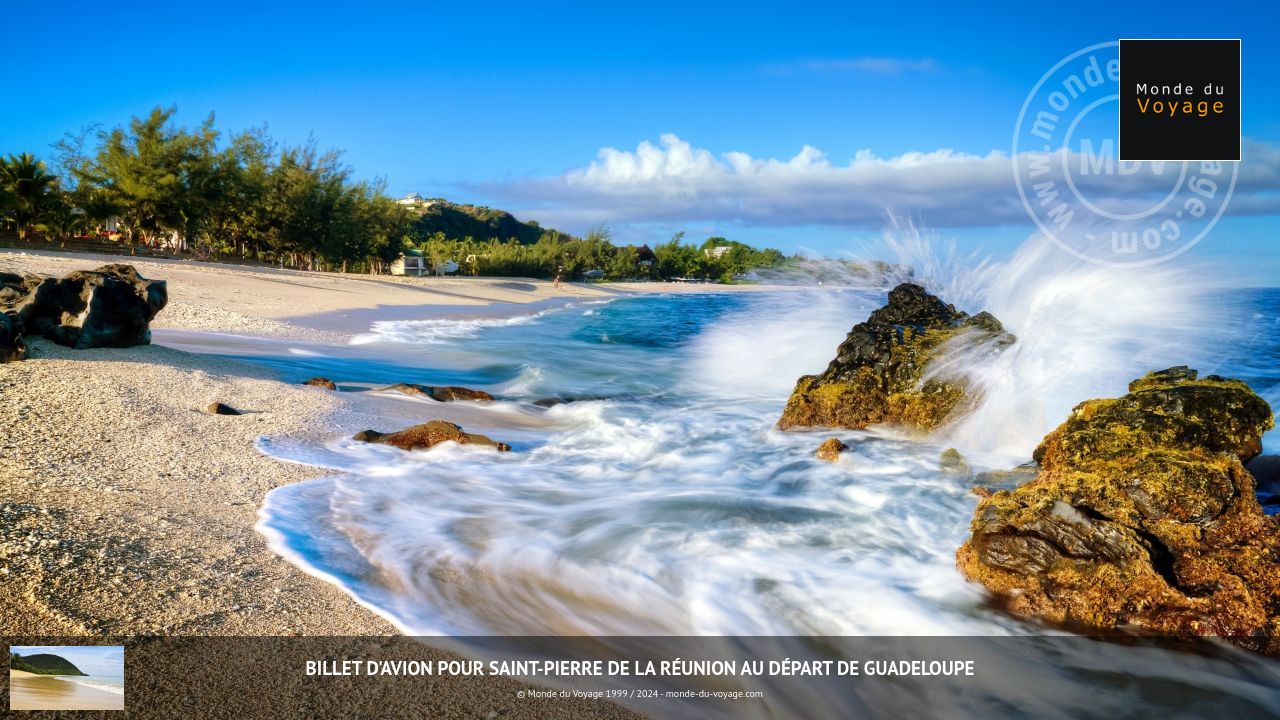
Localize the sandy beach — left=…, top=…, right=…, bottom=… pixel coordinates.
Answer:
left=0, top=249, right=743, bottom=717
left=0, top=248, right=795, bottom=341
left=8, top=669, right=125, bottom=711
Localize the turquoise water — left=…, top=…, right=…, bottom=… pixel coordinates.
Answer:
left=242, top=286, right=1280, bottom=639
left=154, top=259, right=1280, bottom=717
left=69, top=674, right=125, bottom=696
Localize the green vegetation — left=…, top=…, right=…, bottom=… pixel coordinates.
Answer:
left=10, top=651, right=88, bottom=676
left=2, top=107, right=413, bottom=272
left=416, top=230, right=789, bottom=281
left=0, top=106, right=792, bottom=280
left=413, top=201, right=547, bottom=246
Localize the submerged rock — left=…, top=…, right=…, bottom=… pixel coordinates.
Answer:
left=384, top=383, right=494, bottom=402
left=303, top=377, right=338, bottom=390
left=3, top=264, right=166, bottom=350
left=957, top=367, right=1280, bottom=654
left=777, top=283, right=1013, bottom=431
left=0, top=312, right=27, bottom=363
left=353, top=420, right=510, bottom=452
left=533, top=395, right=614, bottom=408
left=816, top=437, right=849, bottom=462
left=939, top=448, right=970, bottom=476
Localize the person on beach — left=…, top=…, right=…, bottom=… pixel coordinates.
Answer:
left=554, top=266, right=565, bottom=290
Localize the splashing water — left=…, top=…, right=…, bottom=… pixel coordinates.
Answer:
left=873, top=224, right=1241, bottom=457
left=234, top=228, right=1280, bottom=715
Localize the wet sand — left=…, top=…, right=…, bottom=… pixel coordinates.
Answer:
left=0, top=250, right=654, bottom=718
left=8, top=669, right=124, bottom=711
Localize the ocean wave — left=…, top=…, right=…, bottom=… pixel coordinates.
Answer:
left=349, top=307, right=564, bottom=345
left=68, top=678, right=125, bottom=695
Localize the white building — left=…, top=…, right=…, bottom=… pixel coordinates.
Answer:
left=390, top=250, right=428, bottom=276
left=396, top=193, right=438, bottom=208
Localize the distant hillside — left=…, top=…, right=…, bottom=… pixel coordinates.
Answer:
left=10, top=652, right=87, bottom=676
left=411, top=200, right=560, bottom=245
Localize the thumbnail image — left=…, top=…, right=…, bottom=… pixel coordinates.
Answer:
left=9, top=646, right=124, bottom=711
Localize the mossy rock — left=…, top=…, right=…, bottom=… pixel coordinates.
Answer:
left=816, top=437, right=849, bottom=462
left=354, top=420, right=510, bottom=452
left=957, top=367, right=1280, bottom=655
left=777, top=283, right=1013, bottom=431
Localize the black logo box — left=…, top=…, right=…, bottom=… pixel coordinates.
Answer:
left=1119, top=39, right=1241, bottom=161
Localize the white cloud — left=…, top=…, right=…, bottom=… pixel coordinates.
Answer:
left=476, top=135, right=1280, bottom=232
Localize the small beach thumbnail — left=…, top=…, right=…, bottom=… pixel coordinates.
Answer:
left=9, top=645, right=124, bottom=711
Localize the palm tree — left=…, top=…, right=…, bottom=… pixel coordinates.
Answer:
left=77, top=187, right=123, bottom=236
left=1, top=153, right=59, bottom=239
left=0, top=179, right=14, bottom=229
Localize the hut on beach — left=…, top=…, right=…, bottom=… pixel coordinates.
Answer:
left=390, top=249, right=428, bottom=276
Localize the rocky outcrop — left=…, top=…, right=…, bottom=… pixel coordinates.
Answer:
left=957, top=367, right=1280, bottom=654
left=777, top=283, right=1013, bottom=431
left=304, top=377, right=338, bottom=390
left=384, top=383, right=494, bottom=402
left=354, top=420, right=511, bottom=452
left=0, top=312, right=26, bottom=363
left=2, top=264, right=167, bottom=350
left=816, top=437, right=849, bottom=462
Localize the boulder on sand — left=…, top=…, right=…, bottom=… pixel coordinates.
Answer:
left=3, top=264, right=167, bottom=349
left=303, top=377, right=338, bottom=390
left=777, top=283, right=1013, bottom=432
left=957, top=367, right=1280, bottom=654
left=207, top=402, right=242, bottom=416
left=354, top=420, right=511, bottom=452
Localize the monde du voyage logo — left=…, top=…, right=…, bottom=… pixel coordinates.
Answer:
left=1013, top=40, right=1241, bottom=266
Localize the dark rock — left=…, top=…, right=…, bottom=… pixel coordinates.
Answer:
left=4, top=264, right=166, bottom=349
left=777, top=283, right=1014, bottom=431
left=353, top=420, right=510, bottom=452
left=0, top=272, right=36, bottom=305
left=533, top=395, right=611, bottom=408
left=957, top=368, right=1280, bottom=655
left=303, top=377, right=338, bottom=390
left=207, top=402, right=242, bottom=416
left=0, top=312, right=26, bottom=363
left=384, top=383, right=494, bottom=402
left=816, top=437, right=849, bottom=462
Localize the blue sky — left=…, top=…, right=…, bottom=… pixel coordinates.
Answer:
left=11, top=646, right=125, bottom=677
left=4, top=1, right=1278, bottom=276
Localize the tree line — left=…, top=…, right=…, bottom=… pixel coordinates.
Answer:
left=417, top=230, right=788, bottom=282
left=1, top=106, right=792, bottom=279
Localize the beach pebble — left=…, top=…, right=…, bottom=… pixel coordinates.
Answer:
left=207, top=402, right=242, bottom=415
